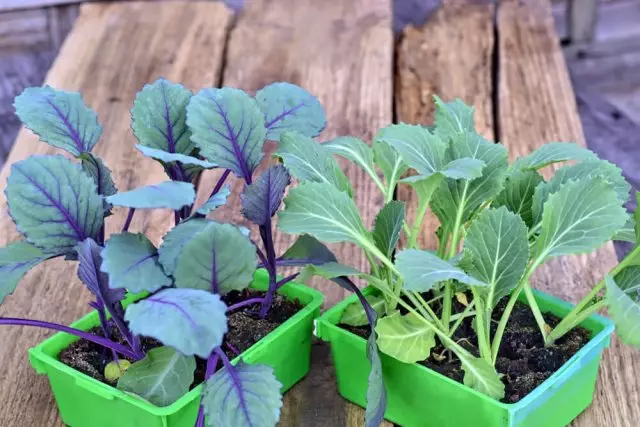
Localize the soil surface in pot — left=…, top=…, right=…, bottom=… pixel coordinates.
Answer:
left=342, top=297, right=590, bottom=403
left=59, top=289, right=302, bottom=388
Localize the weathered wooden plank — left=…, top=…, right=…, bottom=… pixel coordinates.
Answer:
left=395, top=0, right=495, bottom=249
left=194, top=0, right=394, bottom=425
left=497, top=0, right=640, bottom=425
left=0, top=3, right=231, bottom=426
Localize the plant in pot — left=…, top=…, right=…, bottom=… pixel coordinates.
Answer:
left=0, top=79, right=334, bottom=427
left=275, top=96, right=638, bottom=426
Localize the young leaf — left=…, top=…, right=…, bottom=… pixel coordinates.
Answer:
left=606, top=270, right=640, bottom=348
left=6, top=155, right=104, bottom=253
left=275, top=131, right=352, bottom=195
left=187, top=87, right=266, bottom=181
left=174, top=222, right=256, bottom=294
left=202, top=362, right=283, bottom=427
left=106, top=181, right=195, bottom=210
left=493, top=169, right=543, bottom=228
left=613, top=216, right=636, bottom=243
left=101, top=232, right=171, bottom=293
left=396, top=249, right=485, bottom=292
left=533, top=178, right=627, bottom=262
left=511, top=142, right=597, bottom=171
left=255, top=82, right=326, bottom=141
left=131, top=78, right=194, bottom=155
left=117, top=346, right=196, bottom=407
left=135, top=145, right=217, bottom=169
left=193, top=185, right=231, bottom=217
left=431, top=132, right=508, bottom=231
left=463, top=207, right=529, bottom=309
left=125, top=288, right=227, bottom=358
left=340, top=294, right=386, bottom=327
left=0, top=242, right=55, bottom=304
left=158, top=219, right=212, bottom=275
left=278, top=181, right=371, bottom=247
left=80, top=153, right=117, bottom=199
left=373, top=201, right=405, bottom=257
left=532, top=159, right=630, bottom=224
left=461, top=356, right=505, bottom=400
left=324, top=136, right=381, bottom=183
left=75, top=238, right=125, bottom=307
left=14, top=86, right=102, bottom=156
left=433, top=96, right=475, bottom=142
left=375, top=312, right=436, bottom=363
left=280, top=234, right=338, bottom=265
left=373, top=136, right=407, bottom=194
left=241, top=165, right=290, bottom=226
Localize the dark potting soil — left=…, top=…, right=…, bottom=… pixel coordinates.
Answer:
left=58, top=289, right=303, bottom=388
left=341, top=297, right=590, bottom=403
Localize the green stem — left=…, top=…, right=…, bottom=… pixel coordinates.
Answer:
left=409, top=197, right=432, bottom=249
left=546, top=300, right=606, bottom=345
left=412, top=291, right=445, bottom=329
left=404, top=291, right=445, bottom=331
left=491, top=280, right=527, bottom=363
left=365, top=250, right=380, bottom=277
left=523, top=283, right=549, bottom=340
left=448, top=300, right=476, bottom=338
left=441, top=283, right=452, bottom=333
left=472, top=289, right=492, bottom=362
left=528, top=222, right=542, bottom=239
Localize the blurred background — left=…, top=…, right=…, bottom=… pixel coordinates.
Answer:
left=1, top=0, right=639, bottom=244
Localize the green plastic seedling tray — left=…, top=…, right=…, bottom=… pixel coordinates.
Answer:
left=28, top=269, right=323, bottom=427
left=315, top=287, right=615, bottom=427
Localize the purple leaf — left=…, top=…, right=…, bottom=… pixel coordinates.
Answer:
left=75, top=238, right=125, bottom=307
left=241, top=165, right=290, bottom=226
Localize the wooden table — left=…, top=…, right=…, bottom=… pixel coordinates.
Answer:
left=0, top=0, right=637, bottom=426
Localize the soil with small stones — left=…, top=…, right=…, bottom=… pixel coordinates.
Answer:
left=342, top=296, right=590, bottom=403
left=58, top=290, right=302, bottom=388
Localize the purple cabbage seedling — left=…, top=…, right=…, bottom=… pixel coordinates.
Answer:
left=276, top=96, right=637, bottom=426
left=0, top=78, right=330, bottom=427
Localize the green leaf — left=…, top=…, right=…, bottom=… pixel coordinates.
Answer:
left=280, top=234, right=337, bottom=265
left=125, top=288, right=227, bottom=358
left=14, top=86, right=102, bottom=156
left=493, top=169, right=544, bottom=228
left=511, top=142, right=597, bottom=171
left=187, top=87, right=266, bottom=181
left=463, top=207, right=529, bottom=309
left=440, top=158, right=485, bottom=180
left=375, top=312, right=436, bottom=363
left=6, top=155, right=104, bottom=253
left=80, top=153, right=117, bottom=198
left=256, top=81, right=326, bottom=141
left=396, top=249, right=485, bottom=292
left=534, top=178, right=627, bottom=261
left=340, top=295, right=386, bottom=327
left=158, top=219, right=211, bottom=275
left=372, top=135, right=407, bottom=194
left=433, top=96, right=475, bottom=142
left=106, top=181, right=195, bottom=210
left=606, top=271, right=640, bottom=348
left=635, top=192, right=640, bottom=245
left=0, top=242, right=53, bottom=304
left=135, top=145, right=217, bottom=169
left=131, top=78, right=194, bottom=155
left=375, top=124, right=446, bottom=177
left=101, top=232, right=171, bottom=293
left=278, top=181, right=370, bottom=246
left=532, top=159, right=630, bottom=224
left=298, top=262, right=363, bottom=285
left=174, top=222, right=256, bottom=294
left=194, top=185, right=231, bottom=216
left=461, top=356, right=505, bottom=400
left=431, top=132, right=508, bottom=232
left=324, top=136, right=381, bottom=183
left=203, top=362, right=283, bottom=427
left=275, top=131, right=352, bottom=195
left=373, top=201, right=405, bottom=257
left=365, top=322, right=386, bottom=427
left=613, top=216, right=636, bottom=243
left=117, top=346, right=195, bottom=407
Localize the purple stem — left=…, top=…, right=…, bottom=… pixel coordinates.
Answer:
left=259, top=223, right=278, bottom=318
left=122, top=208, right=136, bottom=233
left=259, top=257, right=317, bottom=269
left=226, top=342, right=240, bottom=356
left=174, top=211, right=181, bottom=226
left=195, top=351, right=221, bottom=427
left=214, top=348, right=252, bottom=420
left=0, top=317, right=138, bottom=359
left=210, top=169, right=231, bottom=198
left=276, top=273, right=299, bottom=290
left=92, top=302, right=118, bottom=362
left=226, top=298, right=265, bottom=313
left=107, top=304, right=145, bottom=359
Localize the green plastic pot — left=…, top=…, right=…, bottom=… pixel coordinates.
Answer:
left=315, top=287, right=615, bottom=427
left=28, top=269, right=323, bottom=427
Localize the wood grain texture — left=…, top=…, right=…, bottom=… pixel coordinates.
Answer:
left=0, top=3, right=231, bottom=426
left=395, top=0, right=495, bottom=249
left=497, top=0, right=640, bottom=425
